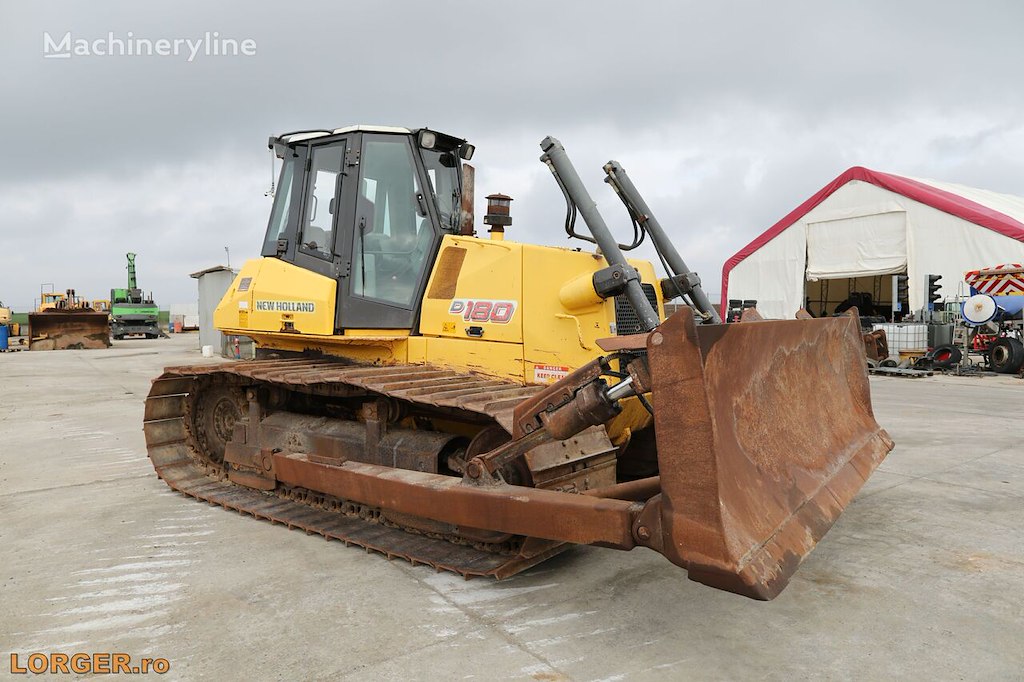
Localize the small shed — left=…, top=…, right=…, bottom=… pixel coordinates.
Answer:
left=190, top=266, right=236, bottom=354
left=721, top=167, right=1024, bottom=319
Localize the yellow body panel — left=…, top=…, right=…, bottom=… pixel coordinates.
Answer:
left=522, top=246, right=660, bottom=383
left=216, top=235, right=663, bottom=435
left=216, top=258, right=337, bottom=337
left=417, top=235, right=661, bottom=384
left=419, top=237, right=523, bottom=344
left=422, top=335, right=525, bottom=382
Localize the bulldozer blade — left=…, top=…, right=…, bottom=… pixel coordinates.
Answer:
left=647, top=308, right=893, bottom=599
left=28, top=311, right=111, bottom=350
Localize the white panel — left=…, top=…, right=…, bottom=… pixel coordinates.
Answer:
left=727, top=224, right=806, bottom=320
left=806, top=211, right=907, bottom=280
left=902, top=199, right=1024, bottom=311
left=806, top=199, right=905, bottom=224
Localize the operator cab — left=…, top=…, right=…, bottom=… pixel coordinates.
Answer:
left=262, top=125, right=474, bottom=331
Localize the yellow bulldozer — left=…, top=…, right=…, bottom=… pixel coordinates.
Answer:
left=29, top=288, right=111, bottom=351
left=144, top=126, right=893, bottom=599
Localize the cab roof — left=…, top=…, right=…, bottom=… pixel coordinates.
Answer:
left=275, top=125, right=413, bottom=145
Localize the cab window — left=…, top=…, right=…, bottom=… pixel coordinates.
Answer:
left=299, top=142, right=345, bottom=259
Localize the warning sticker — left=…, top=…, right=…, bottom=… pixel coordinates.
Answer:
left=534, top=364, right=571, bottom=385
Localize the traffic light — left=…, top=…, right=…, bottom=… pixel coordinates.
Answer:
left=926, top=274, right=943, bottom=310
left=892, top=274, right=909, bottom=312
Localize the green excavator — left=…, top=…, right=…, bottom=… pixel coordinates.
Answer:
left=111, top=253, right=161, bottom=339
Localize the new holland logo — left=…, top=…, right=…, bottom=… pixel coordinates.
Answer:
left=255, top=300, right=316, bottom=313
left=448, top=299, right=517, bottom=324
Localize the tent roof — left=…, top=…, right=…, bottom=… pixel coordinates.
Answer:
left=720, top=167, right=1024, bottom=310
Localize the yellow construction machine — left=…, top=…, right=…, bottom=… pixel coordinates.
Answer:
left=38, top=291, right=67, bottom=311
left=29, top=287, right=111, bottom=351
left=144, top=126, right=893, bottom=599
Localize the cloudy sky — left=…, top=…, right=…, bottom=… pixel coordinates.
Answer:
left=2, top=0, right=1023, bottom=311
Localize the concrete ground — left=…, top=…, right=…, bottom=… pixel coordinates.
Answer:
left=1, top=335, right=1022, bottom=681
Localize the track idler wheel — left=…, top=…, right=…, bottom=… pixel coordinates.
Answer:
left=191, top=383, right=248, bottom=466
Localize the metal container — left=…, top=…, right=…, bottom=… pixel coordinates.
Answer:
left=928, top=323, right=954, bottom=348
left=873, top=323, right=928, bottom=353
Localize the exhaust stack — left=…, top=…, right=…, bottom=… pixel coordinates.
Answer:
left=484, top=193, right=512, bottom=241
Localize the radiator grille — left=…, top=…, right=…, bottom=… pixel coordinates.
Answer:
left=614, top=284, right=659, bottom=336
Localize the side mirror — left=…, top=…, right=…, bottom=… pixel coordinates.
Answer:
left=459, top=143, right=475, bottom=161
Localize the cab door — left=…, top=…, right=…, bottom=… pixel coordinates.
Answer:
left=336, top=133, right=441, bottom=330
left=293, top=138, right=354, bottom=279
left=261, top=137, right=355, bottom=283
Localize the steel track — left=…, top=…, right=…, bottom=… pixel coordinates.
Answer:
left=143, top=360, right=565, bottom=578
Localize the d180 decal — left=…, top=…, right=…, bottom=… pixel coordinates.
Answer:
left=448, top=299, right=518, bottom=324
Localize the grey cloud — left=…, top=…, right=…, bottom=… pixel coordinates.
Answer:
left=2, top=0, right=1024, bottom=310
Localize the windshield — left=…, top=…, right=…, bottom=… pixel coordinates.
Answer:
left=262, top=154, right=299, bottom=254
left=418, top=148, right=461, bottom=231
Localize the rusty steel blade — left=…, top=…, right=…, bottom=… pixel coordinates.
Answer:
left=647, top=308, right=893, bottom=599
left=28, top=311, right=111, bottom=350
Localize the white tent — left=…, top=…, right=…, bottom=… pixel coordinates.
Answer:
left=721, top=167, right=1024, bottom=319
